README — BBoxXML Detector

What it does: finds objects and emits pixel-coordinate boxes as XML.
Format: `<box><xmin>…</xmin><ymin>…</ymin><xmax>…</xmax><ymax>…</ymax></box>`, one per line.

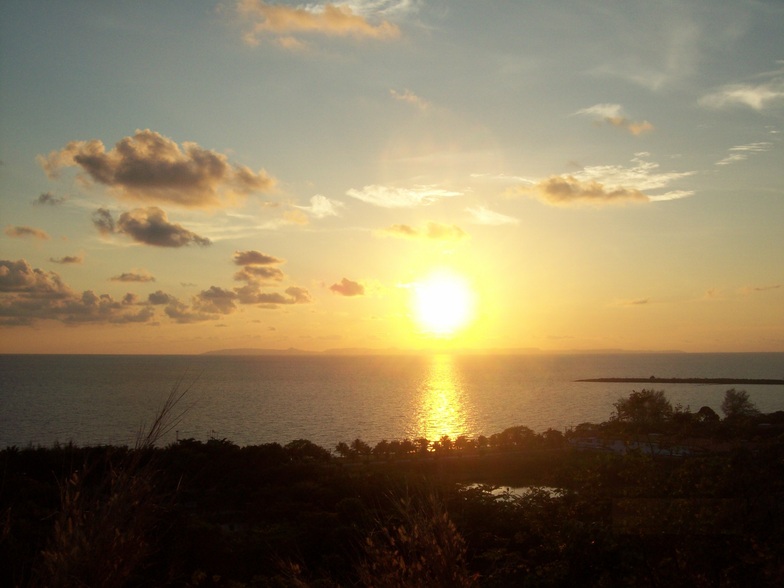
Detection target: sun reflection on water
<box><xmin>409</xmin><ymin>354</ymin><xmax>476</xmax><ymax>442</ymax></box>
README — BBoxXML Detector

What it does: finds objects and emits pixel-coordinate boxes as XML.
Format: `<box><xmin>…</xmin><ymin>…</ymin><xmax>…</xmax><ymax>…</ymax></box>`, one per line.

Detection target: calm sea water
<box><xmin>1</xmin><ymin>353</ymin><xmax>782</xmax><ymax>449</ymax></box>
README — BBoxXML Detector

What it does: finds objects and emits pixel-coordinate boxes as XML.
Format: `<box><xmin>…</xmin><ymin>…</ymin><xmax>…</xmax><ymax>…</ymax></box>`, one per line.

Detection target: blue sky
<box><xmin>1</xmin><ymin>1</ymin><xmax>782</xmax><ymax>354</ymax></box>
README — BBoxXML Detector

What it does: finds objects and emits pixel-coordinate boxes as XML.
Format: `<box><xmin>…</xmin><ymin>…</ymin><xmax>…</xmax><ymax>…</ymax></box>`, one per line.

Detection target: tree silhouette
<box><xmin>721</xmin><ymin>389</ymin><xmax>759</xmax><ymax>419</ymax></box>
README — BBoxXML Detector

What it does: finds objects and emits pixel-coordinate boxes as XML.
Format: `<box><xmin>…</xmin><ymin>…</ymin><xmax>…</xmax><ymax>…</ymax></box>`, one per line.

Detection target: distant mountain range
<box><xmin>202</xmin><ymin>347</ymin><xmax>687</xmax><ymax>356</ymax></box>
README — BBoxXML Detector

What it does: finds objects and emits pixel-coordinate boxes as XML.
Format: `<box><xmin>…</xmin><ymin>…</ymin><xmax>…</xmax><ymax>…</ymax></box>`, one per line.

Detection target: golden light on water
<box><xmin>410</xmin><ymin>354</ymin><xmax>476</xmax><ymax>442</ymax></box>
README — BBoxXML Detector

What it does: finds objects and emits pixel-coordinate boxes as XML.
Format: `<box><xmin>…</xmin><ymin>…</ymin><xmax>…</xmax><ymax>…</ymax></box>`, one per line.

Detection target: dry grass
<box><xmin>30</xmin><ymin>381</ymin><xmax>191</xmax><ymax>588</ymax></box>
<box><xmin>357</xmin><ymin>491</ymin><xmax>477</xmax><ymax>588</ymax></box>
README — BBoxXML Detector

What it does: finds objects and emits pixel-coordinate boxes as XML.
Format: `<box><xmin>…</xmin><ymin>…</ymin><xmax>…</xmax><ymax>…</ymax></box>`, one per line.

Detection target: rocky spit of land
<box><xmin>577</xmin><ymin>376</ymin><xmax>784</xmax><ymax>385</ymax></box>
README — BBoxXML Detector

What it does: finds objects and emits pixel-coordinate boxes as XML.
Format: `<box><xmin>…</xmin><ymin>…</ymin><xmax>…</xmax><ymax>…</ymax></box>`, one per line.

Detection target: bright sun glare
<box><xmin>412</xmin><ymin>270</ymin><xmax>475</xmax><ymax>337</ymax></box>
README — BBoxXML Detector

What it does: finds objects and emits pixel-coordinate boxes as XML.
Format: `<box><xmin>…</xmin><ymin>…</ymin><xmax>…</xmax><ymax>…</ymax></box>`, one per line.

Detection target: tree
<box><xmin>350</xmin><ymin>438</ymin><xmax>372</xmax><ymax>459</ymax></box>
<box><xmin>335</xmin><ymin>441</ymin><xmax>354</xmax><ymax>459</ymax></box>
<box><xmin>285</xmin><ymin>439</ymin><xmax>331</xmax><ymax>461</ymax></box>
<box><xmin>695</xmin><ymin>406</ymin><xmax>720</xmax><ymax>423</ymax></box>
<box><xmin>721</xmin><ymin>389</ymin><xmax>759</xmax><ymax>420</ymax></box>
<box><xmin>373</xmin><ymin>439</ymin><xmax>391</xmax><ymax>460</ymax></box>
<box><xmin>612</xmin><ymin>389</ymin><xmax>673</xmax><ymax>430</ymax></box>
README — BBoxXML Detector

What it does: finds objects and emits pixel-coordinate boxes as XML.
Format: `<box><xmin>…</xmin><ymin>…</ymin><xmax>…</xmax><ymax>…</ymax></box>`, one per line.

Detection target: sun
<box><xmin>412</xmin><ymin>270</ymin><xmax>475</xmax><ymax>337</ymax></box>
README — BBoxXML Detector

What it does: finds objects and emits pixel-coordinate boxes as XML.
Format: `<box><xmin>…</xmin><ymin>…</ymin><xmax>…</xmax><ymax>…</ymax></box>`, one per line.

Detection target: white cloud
<box><xmin>296</xmin><ymin>194</ymin><xmax>344</xmax><ymax>218</ymax></box>
<box><xmin>346</xmin><ymin>184</ymin><xmax>462</xmax><ymax>208</ymax></box>
<box><xmin>466</xmin><ymin>206</ymin><xmax>519</xmax><ymax>226</ymax></box>
<box><xmin>715</xmin><ymin>142</ymin><xmax>773</xmax><ymax>166</ymax></box>
<box><xmin>508</xmin><ymin>153</ymin><xmax>695</xmax><ymax>206</ymax></box>
<box><xmin>573</xmin><ymin>153</ymin><xmax>695</xmax><ymax>200</ymax></box>
<box><xmin>700</xmin><ymin>78</ymin><xmax>784</xmax><ymax>111</ymax></box>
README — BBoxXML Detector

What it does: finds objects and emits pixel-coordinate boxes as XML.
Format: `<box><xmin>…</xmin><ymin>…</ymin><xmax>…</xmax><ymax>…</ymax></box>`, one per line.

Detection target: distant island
<box><xmin>577</xmin><ymin>377</ymin><xmax>784</xmax><ymax>385</ymax></box>
<box><xmin>202</xmin><ymin>347</ymin><xmax>687</xmax><ymax>356</ymax></box>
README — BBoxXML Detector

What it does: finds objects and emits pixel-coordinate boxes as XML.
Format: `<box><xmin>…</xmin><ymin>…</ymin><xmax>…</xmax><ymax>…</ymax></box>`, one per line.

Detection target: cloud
<box><xmin>466</xmin><ymin>206</ymin><xmax>519</xmax><ymax>226</ymax></box>
<box><xmin>527</xmin><ymin>176</ymin><xmax>649</xmax><ymax>206</ymax></box>
<box><xmin>194</xmin><ymin>286</ymin><xmax>239</xmax><ymax>315</ymax></box>
<box><xmin>614</xmin><ymin>298</ymin><xmax>651</xmax><ymax>307</ymax></box>
<box><xmin>700</xmin><ymin>78</ymin><xmax>784</xmax><ymax>111</ymax></box>
<box><xmin>347</xmin><ymin>185</ymin><xmax>462</xmax><ymax>208</ymax></box>
<box><xmin>148</xmin><ymin>290</ymin><xmax>176</xmax><ymax>305</ymax></box>
<box><xmin>390</xmin><ymin>88</ymin><xmax>430</xmax><ymax>110</ymax></box>
<box><xmin>747</xmin><ymin>284</ymin><xmax>781</xmax><ymax>293</ymax></box>
<box><xmin>0</xmin><ymin>258</ymin><xmax>156</xmax><ymax>326</ymax></box>
<box><xmin>0</xmin><ymin>259</ymin><xmax>71</xmax><ymax>296</ymax></box>
<box><xmin>715</xmin><ymin>142</ymin><xmax>773</xmax><ymax>166</ymax></box>
<box><xmin>237</xmin><ymin>0</ymin><xmax>401</xmax><ymax>47</ymax></box>
<box><xmin>50</xmin><ymin>255</ymin><xmax>83</xmax><ymax>265</ymax></box>
<box><xmin>233</xmin><ymin>250</ymin><xmax>286</xmax><ymax>282</ymax></box>
<box><xmin>34</xmin><ymin>192</ymin><xmax>66</xmax><ymax>206</ymax></box>
<box><xmin>38</xmin><ymin>129</ymin><xmax>275</xmax><ymax>209</ymax></box>
<box><xmin>233</xmin><ymin>250</ymin><xmax>283</xmax><ymax>266</ymax></box>
<box><xmin>164</xmin><ymin>299</ymin><xmax>219</xmax><ymax>324</ymax></box>
<box><xmin>573</xmin><ymin>154</ymin><xmax>694</xmax><ymax>201</ymax></box>
<box><xmin>379</xmin><ymin>222</ymin><xmax>468</xmax><ymax>241</ymax></box>
<box><xmin>575</xmin><ymin>103</ymin><xmax>654</xmax><ymax>135</ymax></box>
<box><xmin>509</xmin><ymin>154</ymin><xmax>696</xmax><ymax>206</ymax></box>
<box><xmin>236</xmin><ymin>284</ymin><xmax>312</xmax><ymax>307</ymax></box>
<box><xmin>93</xmin><ymin>207</ymin><xmax>211</xmax><ymax>247</ymax></box>
<box><xmin>330</xmin><ymin>277</ymin><xmax>365</xmax><ymax>296</ymax></box>
<box><xmin>296</xmin><ymin>194</ymin><xmax>344</xmax><ymax>218</ymax></box>
<box><xmin>111</xmin><ymin>271</ymin><xmax>155</xmax><ymax>283</ymax></box>
<box><xmin>92</xmin><ymin>208</ymin><xmax>115</xmax><ymax>235</ymax></box>
<box><xmin>5</xmin><ymin>226</ymin><xmax>50</xmax><ymax>240</ymax></box>
<box><xmin>234</xmin><ymin>266</ymin><xmax>285</xmax><ymax>283</ymax></box>
<box><xmin>230</xmin><ymin>250</ymin><xmax>311</xmax><ymax>306</ymax></box>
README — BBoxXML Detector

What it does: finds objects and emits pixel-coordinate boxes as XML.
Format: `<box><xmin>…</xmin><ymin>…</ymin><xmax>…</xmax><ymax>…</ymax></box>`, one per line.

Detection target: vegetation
<box><xmin>2</xmin><ymin>388</ymin><xmax>784</xmax><ymax>586</ymax></box>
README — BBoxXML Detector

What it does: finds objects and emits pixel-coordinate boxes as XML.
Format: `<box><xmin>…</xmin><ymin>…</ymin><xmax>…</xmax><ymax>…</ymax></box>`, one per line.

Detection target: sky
<box><xmin>1</xmin><ymin>0</ymin><xmax>783</xmax><ymax>355</ymax></box>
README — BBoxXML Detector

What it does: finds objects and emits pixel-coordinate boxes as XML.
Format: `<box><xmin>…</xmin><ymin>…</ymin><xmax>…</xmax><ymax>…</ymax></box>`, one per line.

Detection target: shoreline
<box><xmin>576</xmin><ymin>377</ymin><xmax>784</xmax><ymax>385</ymax></box>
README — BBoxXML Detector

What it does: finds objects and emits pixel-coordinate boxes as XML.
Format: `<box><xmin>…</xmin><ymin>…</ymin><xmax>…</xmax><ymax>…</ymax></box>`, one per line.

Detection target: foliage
<box><xmin>3</xmin><ymin>385</ymin><xmax>784</xmax><ymax>586</ymax></box>
<box><xmin>357</xmin><ymin>492</ymin><xmax>476</xmax><ymax>588</ymax></box>
<box><xmin>721</xmin><ymin>388</ymin><xmax>760</xmax><ymax>419</ymax></box>
<box><xmin>612</xmin><ymin>389</ymin><xmax>673</xmax><ymax>431</ymax></box>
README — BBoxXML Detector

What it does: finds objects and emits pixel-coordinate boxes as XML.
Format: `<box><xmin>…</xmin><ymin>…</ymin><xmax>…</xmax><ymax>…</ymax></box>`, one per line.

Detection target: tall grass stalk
<box><xmin>31</xmin><ymin>380</ymin><xmax>192</xmax><ymax>588</ymax></box>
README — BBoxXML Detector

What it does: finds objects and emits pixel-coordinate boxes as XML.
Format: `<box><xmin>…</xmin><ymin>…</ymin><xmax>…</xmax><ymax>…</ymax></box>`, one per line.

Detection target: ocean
<box><xmin>1</xmin><ymin>352</ymin><xmax>782</xmax><ymax>449</ymax></box>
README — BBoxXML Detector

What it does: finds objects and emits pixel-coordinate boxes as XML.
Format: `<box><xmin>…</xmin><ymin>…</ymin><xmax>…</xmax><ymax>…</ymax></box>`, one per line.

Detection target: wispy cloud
<box><xmin>34</xmin><ymin>192</ymin><xmax>66</xmax><ymax>206</ymax></box>
<box><xmin>701</xmin><ymin>63</ymin><xmax>784</xmax><ymax>110</ymax></box>
<box><xmin>743</xmin><ymin>284</ymin><xmax>781</xmax><ymax>294</ymax></box>
<box><xmin>4</xmin><ymin>225</ymin><xmax>50</xmax><ymax>240</ymax></box>
<box><xmin>390</xmin><ymin>89</ymin><xmax>430</xmax><ymax>111</ymax></box>
<box><xmin>296</xmin><ymin>194</ymin><xmax>344</xmax><ymax>218</ymax></box>
<box><xmin>575</xmin><ymin>103</ymin><xmax>654</xmax><ymax>135</ymax></box>
<box><xmin>111</xmin><ymin>271</ymin><xmax>155</xmax><ymax>283</ymax></box>
<box><xmin>715</xmin><ymin>142</ymin><xmax>773</xmax><ymax>166</ymax></box>
<box><xmin>378</xmin><ymin>222</ymin><xmax>467</xmax><ymax>241</ymax></box>
<box><xmin>586</xmin><ymin>13</ymin><xmax>701</xmax><ymax>91</ymax></box>
<box><xmin>526</xmin><ymin>176</ymin><xmax>649</xmax><ymax>207</ymax></box>
<box><xmin>465</xmin><ymin>206</ymin><xmax>518</xmax><ymax>226</ymax></box>
<box><xmin>346</xmin><ymin>184</ymin><xmax>461</xmax><ymax>208</ymax></box>
<box><xmin>39</xmin><ymin>129</ymin><xmax>275</xmax><ymax>209</ymax></box>
<box><xmin>509</xmin><ymin>153</ymin><xmax>695</xmax><ymax>206</ymax></box>
<box><xmin>237</xmin><ymin>0</ymin><xmax>401</xmax><ymax>48</ymax></box>
<box><xmin>50</xmin><ymin>255</ymin><xmax>83</xmax><ymax>265</ymax></box>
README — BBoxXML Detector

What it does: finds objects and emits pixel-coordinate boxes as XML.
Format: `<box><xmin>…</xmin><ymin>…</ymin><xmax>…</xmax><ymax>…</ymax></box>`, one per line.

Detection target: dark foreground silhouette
<box><xmin>2</xmin><ymin>388</ymin><xmax>784</xmax><ymax>587</ymax></box>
